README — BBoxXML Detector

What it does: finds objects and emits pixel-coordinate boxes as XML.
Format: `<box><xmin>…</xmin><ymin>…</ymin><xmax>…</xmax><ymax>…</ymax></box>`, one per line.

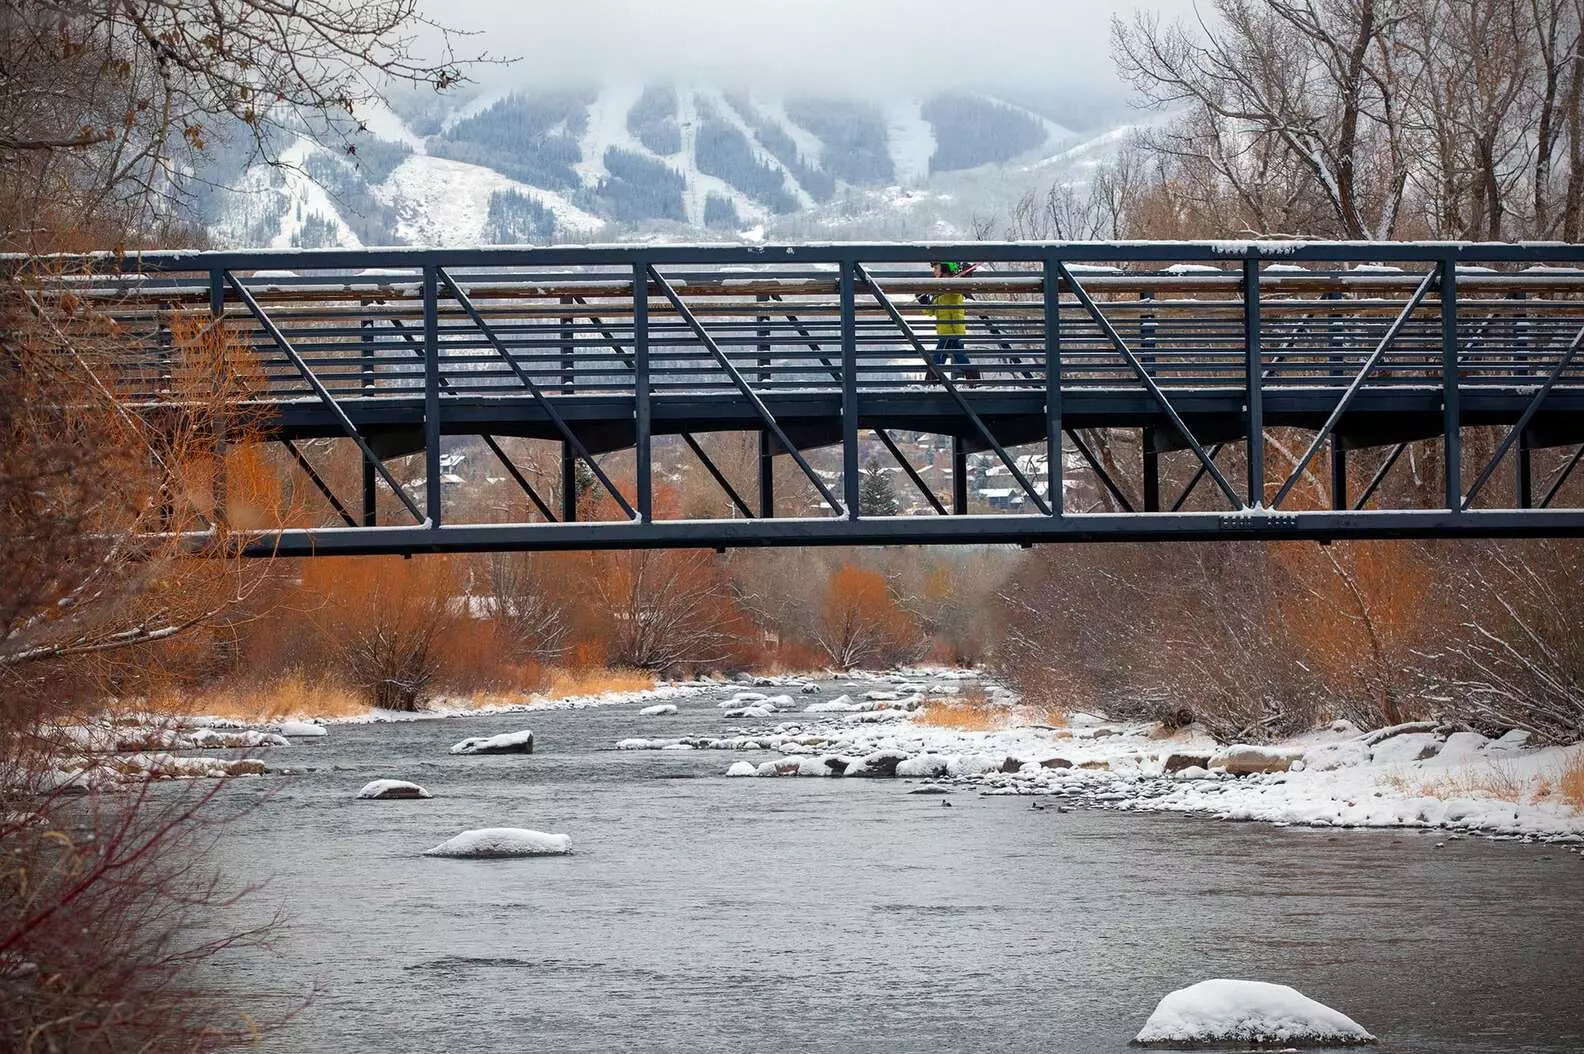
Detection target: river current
<box><xmin>199</xmin><ymin>679</ymin><xmax>1584</xmax><ymax>1053</ymax></box>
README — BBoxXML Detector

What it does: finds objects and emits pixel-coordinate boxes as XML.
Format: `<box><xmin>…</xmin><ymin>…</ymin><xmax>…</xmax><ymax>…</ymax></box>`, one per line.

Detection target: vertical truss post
<box><xmin>423</xmin><ymin>266</ymin><xmax>441</xmax><ymax>528</ymax></box>
<box><xmin>561</xmin><ymin>444</ymin><xmax>577</xmax><ymax>522</ymax></box>
<box><xmin>840</xmin><ymin>259</ymin><xmax>860</xmax><ymax>518</ymax></box>
<box><xmin>1142</xmin><ymin>429</ymin><xmax>1161</xmax><ymax>512</ymax></box>
<box><xmin>756</xmin><ymin>293</ymin><xmax>770</xmax><ymax>384</ymax></box>
<box><xmin>209</xmin><ymin>269</ymin><xmax>227</xmax><ymax>523</ymax></box>
<box><xmin>1044</xmin><ymin>256</ymin><xmax>1063</xmax><ymax>514</ymax></box>
<box><xmin>1139</xmin><ymin>287</ymin><xmax>1156</xmax><ymax>370</ymax></box>
<box><xmin>560</xmin><ymin>297</ymin><xmax>575</xmax><ymax>394</ymax></box>
<box><xmin>1330</xmin><ymin>438</ymin><xmax>1348</xmax><ymax>510</ymax></box>
<box><xmin>952</xmin><ymin>436</ymin><xmax>968</xmax><ymax>515</ymax></box>
<box><xmin>633</xmin><ymin>262</ymin><xmax>652</xmax><ymax>522</ymax></box>
<box><xmin>758</xmin><ymin>431</ymin><xmax>775</xmax><ymax>518</ymax></box>
<box><xmin>1441</xmin><ymin>258</ymin><xmax>1461</xmax><ymax>511</ymax></box>
<box><xmin>1516</xmin><ymin>432</ymin><xmax>1533</xmax><ymax>508</ymax></box>
<box><xmin>363</xmin><ymin>460</ymin><xmax>377</xmax><ymax>526</ymax></box>
<box><xmin>1244</xmin><ymin>256</ymin><xmax>1265</xmax><ymax>506</ymax></box>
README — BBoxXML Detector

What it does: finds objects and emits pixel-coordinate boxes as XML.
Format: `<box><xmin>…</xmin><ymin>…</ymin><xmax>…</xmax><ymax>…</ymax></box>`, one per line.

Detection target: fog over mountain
<box><xmin>188</xmin><ymin>2</ymin><xmax>1193</xmax><ymax>249</ymax></box>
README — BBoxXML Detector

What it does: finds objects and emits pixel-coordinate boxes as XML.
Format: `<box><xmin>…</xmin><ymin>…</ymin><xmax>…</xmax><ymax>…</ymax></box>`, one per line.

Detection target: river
<box><xmin>199</xmin><ymin>679</ymin><xmax>1584</xmax><ymax>1053</ymax></box>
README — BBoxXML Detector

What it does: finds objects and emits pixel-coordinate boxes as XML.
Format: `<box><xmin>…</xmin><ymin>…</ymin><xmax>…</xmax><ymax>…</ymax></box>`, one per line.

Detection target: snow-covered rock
<box><xmin>450</xmin><ymin>729</ymin><xmax>534</xmax><ymax>755</ymax></box>
<box><xmin>724</xmin><ymin>705</ymin><xmax>773</xmax><ymax>719</ymax></box>
<box><xmin>844</xmin><ymin>749</ymin><xmax>909</xmax><ymax>778</ymax></box>
<box><xmin>1210</xmin><ymin>744</ymin><xmax>1302</xmax><ymax>775</ymax></box>
<box><xmin>895</xmin><ymin>754</ymin><xmax>949</xmax><ymax>778</ymax></box>
<box><xmin>422</xmin><ymin>828</ymin><xmax>571</xmax><ymax>858</ymax></box>
<box><xmin>1302</xmin><ymin>740</ymin><xmax>1372</xmax><ymax>772</ymax></box>
<box><xmin>725</xmin><ymin>761</ymin><xmax>757</xmax><ymax>777</ymax></box>
<box><xmin>800</xmin><ymin>683</ymin><xmax>821</xmax><ymax>694</ymax></box>
<box><xmin>805</xmin><ymin>695</ymin><xmax>860</xmax><ymax>713</ymax></box>
<box><xmin>1370</xmin><ymin>731</ymin><xmax>1442</xmax><ymax>764</ymax></box>
<box><xmin>946</xmin><ymin>753</ymin><xmax>1003</xmax><ymax>777</ymax></box>
<box><xmin>1134</xmin><ymin>978</ymin><xmax>1376</xmax><ymax>1047</ymax></box>
<box><xmin>357</xmin><ymin>779</ymin><xmax>431</xmax><ymax>800</ymax></box>
<box><xmin>638</xmin><ymin>704</ymin><xmax>678</xmax><ymax>717</ymax></box>
<box><xmin>276</xmin><ymin>720</ymin><xmax>328</xmax><ymax>738</ymax></box>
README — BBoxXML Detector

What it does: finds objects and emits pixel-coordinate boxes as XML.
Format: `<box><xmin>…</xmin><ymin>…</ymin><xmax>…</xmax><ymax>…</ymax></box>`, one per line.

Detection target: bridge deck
<box><xmin>20</xmin><ymin>240</ymin><xmax>1584</xmax><ymax>552</ymax></box>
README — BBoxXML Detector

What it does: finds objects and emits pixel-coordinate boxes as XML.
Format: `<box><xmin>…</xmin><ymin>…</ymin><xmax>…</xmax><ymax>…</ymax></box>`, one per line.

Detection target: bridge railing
<box><xmin>22</xmin><ymin>242</ymin><xmax>1584</xmax><ymax>405</ymax></box>
<box><xmin>10</xmin><ymin>240</ymin><xmax>1584</xmax><ymax>551</ymax></box>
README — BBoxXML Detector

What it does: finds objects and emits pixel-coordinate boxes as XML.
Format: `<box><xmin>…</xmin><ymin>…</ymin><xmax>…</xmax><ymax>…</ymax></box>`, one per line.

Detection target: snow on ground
<box><xmin>884</xmin><ymin>98</ymin><xmax>936</xmax><ymax>186</ymax></box>
<box><xmin>675</xmin><ymin>85</ymin><xmax>769</xmax><ymax>228</ymax></box>
<box><xmin>209</xmin><ymin>137</ymin><xmax>367</xmax><ymax>250</ymax></box>
<box><xmin>356</xmin><ymin>779</ymin><xmax>432</xmax><ymax>800</ymax></box>
<box><xmin>573</xmin><ymin>82</ymin><xmax>647</xmax><ymax>185</ymax></box>
<box><xmin>1134</xmin><ymin>979</ymin><xmax>1376</xmax><ymax>1048</ymax></box>
<box><xmin>698</xmin><ymin>86</ymin><xmax>817</xmax><ymax>210</ymax></box>
<box><xmin>374</xmin><ymin>154</ymin><xmax>603</xmax><ymax>246</ymax></box>
<box><xmin>671</xmin><ymin>676</ymin><xmax>1584</xmax><ymax>844</ymax></box>
<box><xmin>758</xmin><ymin>97</ymin><xmax>825</xmax><ymax>166</ymax></box>
<box><xmin>422</xmin><ymin>828</ymin><xmax>571</xmax><ymax>858</ymax></box>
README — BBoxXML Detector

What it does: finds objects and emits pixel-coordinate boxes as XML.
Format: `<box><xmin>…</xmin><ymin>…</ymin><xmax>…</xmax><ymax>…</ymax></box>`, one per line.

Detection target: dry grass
<box><xmin>542</xmin><ymin>666</ymin><xmax>655</xmax><ymax>698</ymax></box>
<box><xmin>914</xmin><ymin>689</ymin><xmax>1009</xmax><ymax>731</ymax></box>
<box><xmin>1553</xmin><ymin>748</ymin><xmax>1584</xmax><ymax>812</ymax></box>
<box><xmin>1381</xmin><ymin>760</ymin><xmax>1531</xmax><ymax>804</ymax></box>
<box><xmin>149</xmin><ymin>670</ymin><xmax>367</xmax><ymax>722</ymax></box>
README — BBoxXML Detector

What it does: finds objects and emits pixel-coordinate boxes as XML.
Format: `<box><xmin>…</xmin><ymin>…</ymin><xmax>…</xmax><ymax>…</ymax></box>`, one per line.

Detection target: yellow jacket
<box><xmin>921</xmin><ymin>290</ymin><xmax>968</xmax><ymax>337</ymax></box>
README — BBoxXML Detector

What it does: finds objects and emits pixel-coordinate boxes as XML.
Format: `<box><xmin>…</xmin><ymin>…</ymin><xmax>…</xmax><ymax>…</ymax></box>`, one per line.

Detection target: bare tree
<box><xmin>487</xmin><ymin>551</ymin><xmax>570</xmax><ymax>663</ymax></box>
<box><xmin>1114</xmin><ymin>0</ymin><xmax>1413</xmax><ymax>238</ymax></box>
<box><xmin>595</xmin><ymin>550</ymin><xmax>744</xmax><ymax>672</ymax></box>
<box><xmin>0</xmin><ymin>0</ymin><xmax>480</xmax><ymax>243</ymax></box>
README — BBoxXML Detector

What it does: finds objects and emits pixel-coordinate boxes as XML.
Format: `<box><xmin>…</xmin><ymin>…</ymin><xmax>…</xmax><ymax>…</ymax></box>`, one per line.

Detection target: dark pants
<box><xmin>934</xmin><ymin>337</ymin><xmax>977</xmax><ymax>378</ymax></box>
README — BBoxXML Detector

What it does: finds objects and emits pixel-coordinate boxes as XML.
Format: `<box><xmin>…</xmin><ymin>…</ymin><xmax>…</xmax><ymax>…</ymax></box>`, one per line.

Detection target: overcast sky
<box><xmin>420</xmin><ymin>0</ymin><xmax>1205</xmax><ymax>101</ymax></box>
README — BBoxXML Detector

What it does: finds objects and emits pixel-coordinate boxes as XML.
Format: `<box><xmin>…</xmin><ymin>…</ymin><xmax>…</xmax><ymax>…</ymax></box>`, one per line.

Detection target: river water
<box><xmin>200</xmin><ymin>680</ymin><xmax>1584</xmax><ymax>1053</ymax></box>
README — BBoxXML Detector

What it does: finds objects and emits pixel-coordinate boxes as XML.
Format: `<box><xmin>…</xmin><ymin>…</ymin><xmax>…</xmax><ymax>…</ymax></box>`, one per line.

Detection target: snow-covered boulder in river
<box><xmin>639</xmin><ymin>704</ymin><xmax>678</xmax><ymax>717</ymax></box>
<box><xmin>422</xmin><ymin>828</ymin><xmax>571</xmax><ymax>858</ymax></box>
<box><xmin>1134</xmin><ymin>979</ymin><xmax>1376</xmax><ymax>1048</ymax></box>
<box><xmin>357</xmin><ymin>779</ymin><xmax>432</xmax><ymax>800</ymax></box>
<box><xmin>450</xmin><ymin>730</ymin><xmax>534</xmax><ymax>755</ymax></box>
<box><xmin>276</xmin><ymin>720</ymin><xmax>328</xmax><ymax>738</ymax></box>
<box><xmin>725</xmin><ymin>761</ymin><xmax>757</xmax><ymax>777</ymax></box>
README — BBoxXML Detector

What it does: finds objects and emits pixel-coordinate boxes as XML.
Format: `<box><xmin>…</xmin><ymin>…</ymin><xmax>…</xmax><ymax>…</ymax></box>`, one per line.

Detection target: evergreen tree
<box><xmin>859</xmin><ymin>458</ymin><xmax>901</xmax><ymax>517</ymax></box>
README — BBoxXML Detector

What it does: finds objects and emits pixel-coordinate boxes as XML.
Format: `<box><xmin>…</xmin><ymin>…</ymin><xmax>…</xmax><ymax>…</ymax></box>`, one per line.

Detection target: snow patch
<box><xmin>1134</xmin><ymin>978</ymin><xmax>1376</xmax><ymax>1047</ymax></box>
<box><xmin>422</xmin><ymin>828</ymin><xmax>571</xmax><ymax>858</ymax></box>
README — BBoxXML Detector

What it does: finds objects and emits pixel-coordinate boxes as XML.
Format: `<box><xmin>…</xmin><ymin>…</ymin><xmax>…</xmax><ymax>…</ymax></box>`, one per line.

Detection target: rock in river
<box><xmin>357</xmin><ymin>779</ymin><xmax>432</xmax><ymax>800</ymax></box>
<box><xmin>451</xmin><ymin>730</ymin><xmax>534</xmax><ymax>755</ymax></box>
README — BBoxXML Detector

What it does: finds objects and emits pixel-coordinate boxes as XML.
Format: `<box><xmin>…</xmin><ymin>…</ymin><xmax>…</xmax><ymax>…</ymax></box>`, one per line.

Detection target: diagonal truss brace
<box><xmin>281</xmin><ymin>439</ymin><xmax>357</xmax><ymax>527</ymax></box>
<box><xmin>853</xmin><ymin>263</ymin><xmax>1052</xmax><ymax>515</ymax></box>
<box><xmin>680</xmin><ymin>433</ymin><xmax>754</xmax><ymax>518</ymax></box>
<box><xmin>1057</xmin><ymin>261</ymin><xmax>1244</xmax><ymax>510</ymax></box>
<box><xmin>874</xmin><ymin>428</ymin><xmax>948</xmax><ymax>515</ymax></box>
<box><xmin>1541</xmin><ymin>445</ymin><xmax>1584</xmax><ymax>508</ymax></box>
<box><xmin>1270</xmin><ymin>267</ymin><xmax>1439</xmax><ymax>508</ymax></box>
<box><xmin>481</xmin><ymin>435</ymin><xmax>558</xmax><ymax>522</ymax></box>
<box><xmin>224</xmin><ymin>271</ymin><xmax>425</xmax><ymax>524</ymax></box>
<box><xmin>1462</xmin><ymin>322</ymin><xmax>1584</xmax><ymax>509</ymax></box>
<box><xmin>1067</xmin><ymin>429</ymin><xmax>1136</xmax><ymax>513</ymax></box>
<box><xmin>648</xmin><ymin>264</ymin><xmax>846</xmax><ymax>516</ymax></box>
<box><xmin>436</xmin><ymin>268</ymin><xmax>637</xmax><ymax>520</ymax></box>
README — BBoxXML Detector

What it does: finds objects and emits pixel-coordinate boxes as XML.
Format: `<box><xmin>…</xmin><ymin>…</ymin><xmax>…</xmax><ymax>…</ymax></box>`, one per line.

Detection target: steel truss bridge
<box><xmin>31</xmin><ymin>240</ymin><xmax>1584</xmax><ymax>555</ymax></box>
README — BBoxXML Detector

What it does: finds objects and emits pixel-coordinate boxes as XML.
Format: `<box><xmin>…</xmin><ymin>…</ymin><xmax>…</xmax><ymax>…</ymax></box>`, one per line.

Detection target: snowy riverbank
<box><xmin>624</xmin><ymin>676</ymin><xmax>1584</xmax><ymax>845</ymax></box>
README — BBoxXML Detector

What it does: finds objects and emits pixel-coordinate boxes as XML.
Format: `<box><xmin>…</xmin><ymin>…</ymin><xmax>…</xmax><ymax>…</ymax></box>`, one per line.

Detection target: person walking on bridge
<box><xmin>916</xmin><ymin>260</ymin><xmax>979</xmax><ymax>382</ymax></box>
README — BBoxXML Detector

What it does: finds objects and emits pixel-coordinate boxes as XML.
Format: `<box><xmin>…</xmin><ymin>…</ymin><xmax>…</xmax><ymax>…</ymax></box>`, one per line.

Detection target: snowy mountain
<box><xmin>189</xmin><ymin>81</ymin><xmax>1132</xmax><ymax>248</ymax></box>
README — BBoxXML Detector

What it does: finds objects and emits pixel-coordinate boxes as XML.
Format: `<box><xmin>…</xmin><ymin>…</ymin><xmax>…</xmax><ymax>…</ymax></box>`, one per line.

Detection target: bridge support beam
<box><xmin>758</xmin><ymin>431</ymin><xmax>775</xmax><ymax>518</ymax></box>
<box><xmin>561</xmin><ymin>444</ymin><xmax>577</xmax><ymax>523</ymax></box>
<box><xmin>952</xmin><ymin>436</ymin><xmax>968</xmax><ymax>516</ymax></box>
<box><xmin>1142</xmin><ymin>428</ymin><xmax>1161</xmax><ymax>513</ymax></box>
<box><xmin>1516</xmin><ymin>433</ymin><xmax>1533</xmax><ymax>509</ymax></box>
<box><xmin>1330</xmin><ymin>438</ymin><xmax>1348</xmax><ymax>511</ymax></box>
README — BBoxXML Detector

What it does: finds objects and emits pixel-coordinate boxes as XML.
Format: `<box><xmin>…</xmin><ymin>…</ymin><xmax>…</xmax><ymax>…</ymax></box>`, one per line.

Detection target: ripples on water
<box><xmin>198</xmin><ymin>686</ymin><xmax>1584</xmax><ymax>1053</ymax></box>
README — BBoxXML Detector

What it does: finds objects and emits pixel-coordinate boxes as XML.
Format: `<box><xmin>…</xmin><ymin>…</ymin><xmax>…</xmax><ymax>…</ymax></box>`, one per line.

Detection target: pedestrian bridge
<box><xmin>26</xmin><ymin>240</ymin><xmax>1584</xmax><ymax>555</ymax></box>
